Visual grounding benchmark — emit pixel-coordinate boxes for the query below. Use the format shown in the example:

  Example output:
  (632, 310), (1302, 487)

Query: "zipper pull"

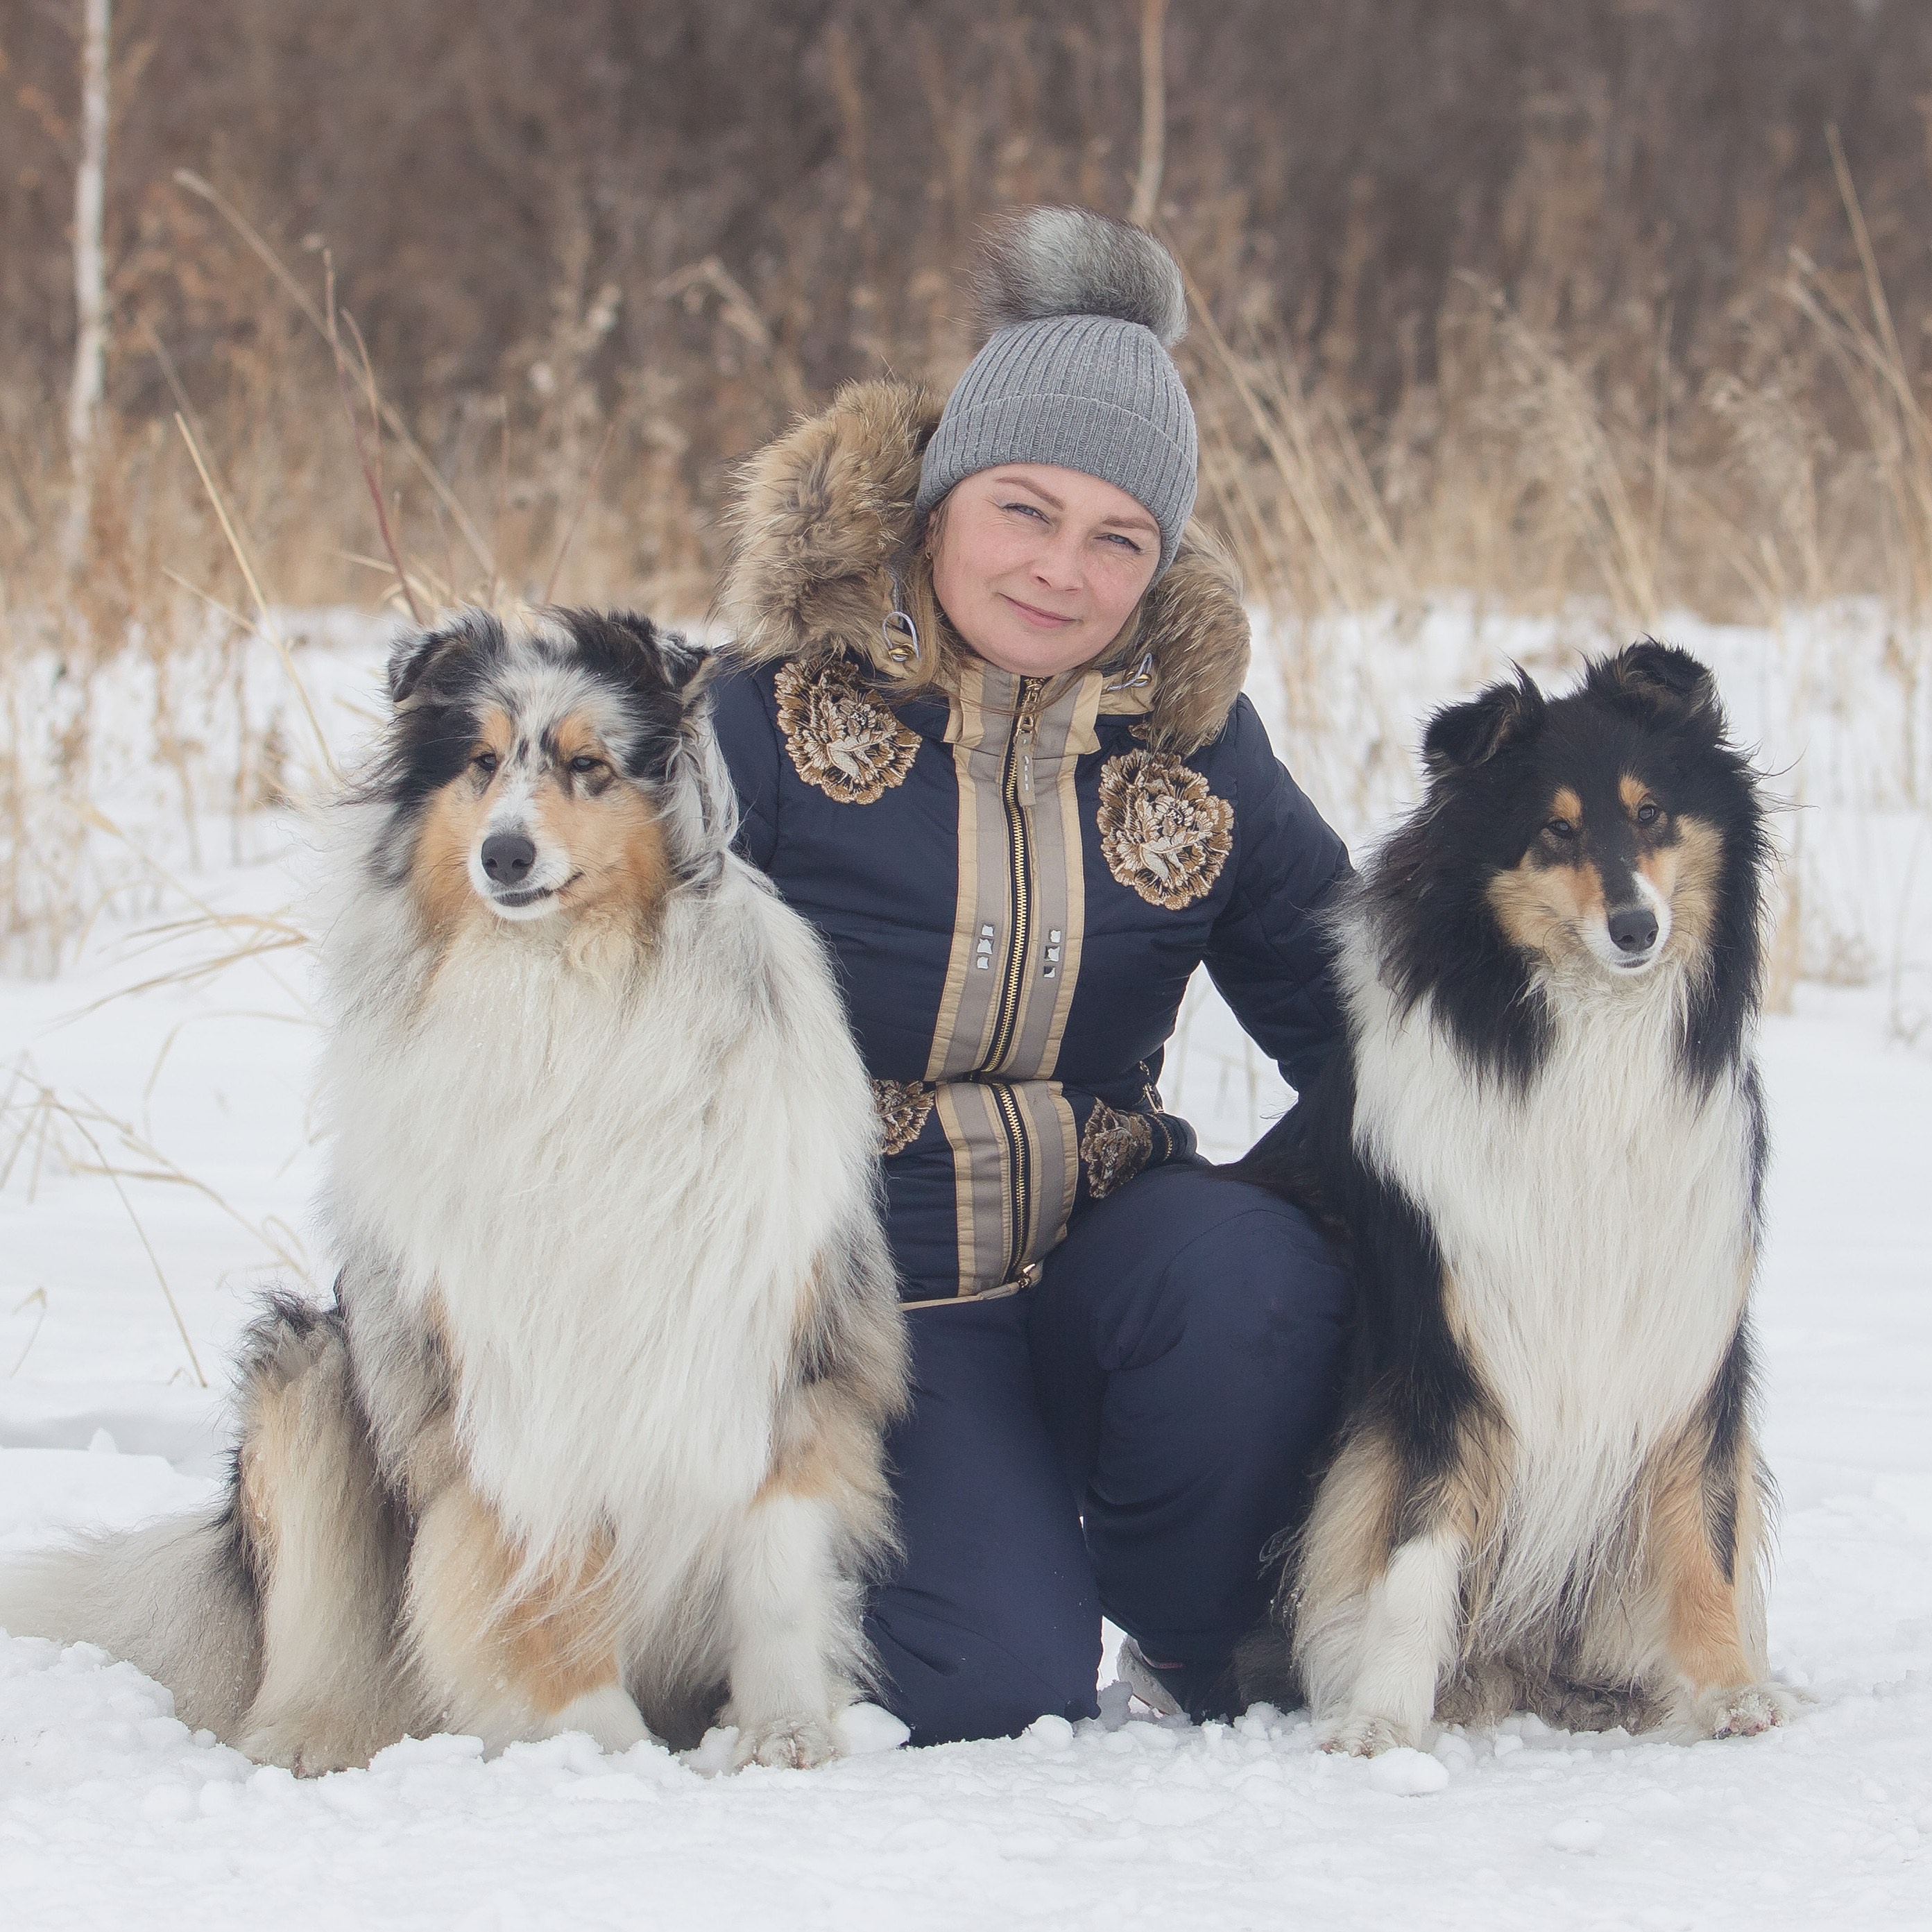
(1015, 679), (1043, 805)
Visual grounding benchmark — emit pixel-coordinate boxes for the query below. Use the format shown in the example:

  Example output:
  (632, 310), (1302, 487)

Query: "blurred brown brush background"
(3, 0), (1931, 975)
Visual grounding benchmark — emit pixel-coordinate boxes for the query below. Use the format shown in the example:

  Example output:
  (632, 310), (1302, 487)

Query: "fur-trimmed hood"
(715, 379), (1249, 756)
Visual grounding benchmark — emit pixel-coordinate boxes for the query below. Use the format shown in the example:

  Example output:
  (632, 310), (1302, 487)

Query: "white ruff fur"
(1339, 916), (1756, 1643)
(319, 836), (880, 1624)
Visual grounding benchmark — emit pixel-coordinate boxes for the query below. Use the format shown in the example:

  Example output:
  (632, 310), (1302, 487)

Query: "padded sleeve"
(1202, 696), (1353, 1097)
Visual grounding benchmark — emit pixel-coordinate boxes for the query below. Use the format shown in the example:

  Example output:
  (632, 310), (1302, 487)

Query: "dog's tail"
(0, 1290), (404, 1756)
(0, 1503), (264, 1736)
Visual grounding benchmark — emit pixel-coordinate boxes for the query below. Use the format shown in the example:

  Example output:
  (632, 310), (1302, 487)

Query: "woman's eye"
(1635, 801), (1661, 826)
(1102, 531), (1143, 554)
(472, 751), (498, 775)
(1001, 501), (1047, 522)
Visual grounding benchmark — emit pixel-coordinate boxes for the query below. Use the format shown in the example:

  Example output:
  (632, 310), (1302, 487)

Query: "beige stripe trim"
(1034, 675), (1100, 1077)
(925, 662), (1010, 1082)
(1007, 1079), (1076, 1265)
(936, 1079), (1016, 1297)
(1045, 1084), (1080, 1253)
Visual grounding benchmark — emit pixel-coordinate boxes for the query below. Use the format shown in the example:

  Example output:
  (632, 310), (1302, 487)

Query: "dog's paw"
(237, 1718), (364, 1777)
(542, 1684), (653, 1754)
(1695, 1683), (1797, 1740)
(1317, 1711), (1416, 1757)
(731, 1714), (839, 1770)
(1537, 1679), (1660, 1736)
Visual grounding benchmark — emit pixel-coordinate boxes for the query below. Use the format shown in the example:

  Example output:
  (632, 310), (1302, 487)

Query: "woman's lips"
(1001, 594), (1078, 629)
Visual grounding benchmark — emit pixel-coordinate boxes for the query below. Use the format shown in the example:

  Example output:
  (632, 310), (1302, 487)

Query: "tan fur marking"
(236, 1374), (306, 1563)
(550, 716), (608, 767)
(759, 1390), (887, 1513)
(1644, 1432), (1761, 1695)
(1659, 815), (1723, 958)
(412, 788), (488, 940)
(1637, 842), (1681, 904)
(757, 1260), (903, 1574)
(1294, 1427), (1403, 1616)
(789, 1258), (912, 1435)
(395, 1294), (464, 1512)
(409, 708), (513, 941)
(408, 1482), (623, 1718)
(1619, 774), (1652, 813)
(1488, 851), (1607, 961)
(529, 717), (674, 936)
(1394, 1390), (1513, 1629)
(1551, 786), (1584, 825)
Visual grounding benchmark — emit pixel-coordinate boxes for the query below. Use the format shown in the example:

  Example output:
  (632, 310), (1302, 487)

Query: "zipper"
(983, 675), (1044, 1075)
(992, 1081), (1032, 1282)
(981, 674), (1045, 1281)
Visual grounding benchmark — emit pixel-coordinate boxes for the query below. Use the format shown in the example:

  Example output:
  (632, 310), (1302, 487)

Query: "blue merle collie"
(1, 608), (907, 1772)
(1236, 641), (1790, 1752)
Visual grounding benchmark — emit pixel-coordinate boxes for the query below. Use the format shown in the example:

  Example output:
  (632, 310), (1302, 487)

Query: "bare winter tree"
(1128, 0), (1170, 228)
(63, 0), (111, 576)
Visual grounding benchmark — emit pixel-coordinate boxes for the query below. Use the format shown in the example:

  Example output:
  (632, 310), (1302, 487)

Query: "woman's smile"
(1001, 592), (1079, 629)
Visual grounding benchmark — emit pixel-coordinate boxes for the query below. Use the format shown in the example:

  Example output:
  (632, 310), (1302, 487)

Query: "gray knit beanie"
(916, 208), (1197, 576)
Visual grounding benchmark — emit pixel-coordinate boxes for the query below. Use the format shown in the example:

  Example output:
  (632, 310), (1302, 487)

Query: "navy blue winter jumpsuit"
(712, 379), (1351, 1743)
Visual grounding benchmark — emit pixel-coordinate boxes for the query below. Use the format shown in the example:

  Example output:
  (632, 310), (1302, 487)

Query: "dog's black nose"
(480, 832), (538, 886)
(1609, 906), (1659, 954)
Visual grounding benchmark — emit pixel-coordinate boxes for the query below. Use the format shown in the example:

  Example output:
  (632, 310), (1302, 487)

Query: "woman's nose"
(1029, 531), (1085, 592)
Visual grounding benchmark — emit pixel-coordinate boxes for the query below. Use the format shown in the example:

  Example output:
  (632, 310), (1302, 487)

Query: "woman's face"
(929, 463), (1163, 679)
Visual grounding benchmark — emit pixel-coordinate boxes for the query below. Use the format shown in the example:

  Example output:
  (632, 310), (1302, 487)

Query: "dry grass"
(1, 8), (1930, 996)
(3, 188), (1931, 1002)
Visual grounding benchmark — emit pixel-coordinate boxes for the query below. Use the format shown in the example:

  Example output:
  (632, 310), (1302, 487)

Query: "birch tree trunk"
(1128, 0), (1170, 230)
(64, 0), (112, 576)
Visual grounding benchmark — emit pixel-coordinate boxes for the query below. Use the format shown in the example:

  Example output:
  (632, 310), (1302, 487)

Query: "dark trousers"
(864, 1161), (1349, 1745)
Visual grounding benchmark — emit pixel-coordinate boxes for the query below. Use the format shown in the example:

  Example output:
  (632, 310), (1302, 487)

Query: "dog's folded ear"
(577, 610), (719, 709)
(388, 615), (500, 709)
(659, 631), (721, 709)
(1422, 667), (1545, 776)
(1590, 640), (1721, 731)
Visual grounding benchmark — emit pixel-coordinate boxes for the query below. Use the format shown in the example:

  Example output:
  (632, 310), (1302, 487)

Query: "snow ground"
(1, 624), (1929, 1929)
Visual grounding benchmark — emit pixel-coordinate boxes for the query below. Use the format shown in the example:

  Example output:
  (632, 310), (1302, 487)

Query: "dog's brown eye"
(472, 751), (498, 776)
(1635, 801), (1661, 826)
(1545, 817), (1576, 841)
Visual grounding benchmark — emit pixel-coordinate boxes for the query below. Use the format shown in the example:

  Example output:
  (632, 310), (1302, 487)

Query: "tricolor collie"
(1, 608), (907, 1772)
(1236, 641), (1790, 1752)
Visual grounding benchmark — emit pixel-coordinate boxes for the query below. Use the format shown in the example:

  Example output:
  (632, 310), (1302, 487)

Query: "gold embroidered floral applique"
(871, 1077), (936, 1156)
(1095, 751), (1234, 909)
(1081, 1100), (1154, 1200)
(775, 658), (920, 803)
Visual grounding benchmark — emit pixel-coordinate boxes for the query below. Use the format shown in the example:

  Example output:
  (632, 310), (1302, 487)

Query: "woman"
(710, 207), (1351, 1743)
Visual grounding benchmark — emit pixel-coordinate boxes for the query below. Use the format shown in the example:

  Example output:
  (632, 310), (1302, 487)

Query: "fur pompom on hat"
(971, 206), (1189, 346)
(916, 207), (1198, 574)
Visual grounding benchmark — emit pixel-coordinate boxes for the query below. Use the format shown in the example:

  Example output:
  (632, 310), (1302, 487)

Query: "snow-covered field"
(1, 619), (1927, 1929)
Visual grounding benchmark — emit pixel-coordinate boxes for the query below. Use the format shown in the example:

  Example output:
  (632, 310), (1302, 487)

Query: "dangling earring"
(882, 576), (923, 672)
(1104, 651), (1155, 693)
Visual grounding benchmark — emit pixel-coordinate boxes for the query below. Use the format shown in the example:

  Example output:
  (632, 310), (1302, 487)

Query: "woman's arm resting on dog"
(1204, 696), (1353, 1094)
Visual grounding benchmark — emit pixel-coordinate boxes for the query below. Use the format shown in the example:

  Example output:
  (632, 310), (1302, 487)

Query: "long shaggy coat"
(1236, 642), (1790, 1751)
(1, 608), (907, 1772)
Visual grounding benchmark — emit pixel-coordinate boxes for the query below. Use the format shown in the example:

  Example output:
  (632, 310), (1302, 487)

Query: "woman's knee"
(866, 1596), (1100, 1745)
(1038, 1163), (1351, 1369)
(869, 1299), (1102, 1743)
